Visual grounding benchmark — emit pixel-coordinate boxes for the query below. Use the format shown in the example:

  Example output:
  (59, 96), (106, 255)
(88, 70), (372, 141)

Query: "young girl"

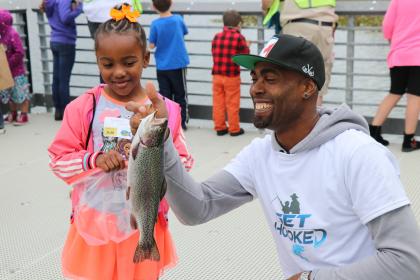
(0, 9), (31, 125)
(48, 4), (193, 279)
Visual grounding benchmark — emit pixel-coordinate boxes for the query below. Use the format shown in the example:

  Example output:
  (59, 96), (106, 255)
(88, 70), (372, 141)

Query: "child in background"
(40, 0), (83, 121)
(149, 0), (190, 130)
(211, 10), (250, 136)
(0, 9), (31, 126)
(48, 4), (193, 279)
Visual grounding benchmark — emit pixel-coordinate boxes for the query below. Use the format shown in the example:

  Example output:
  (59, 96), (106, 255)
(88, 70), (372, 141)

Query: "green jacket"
(294, 0), (335, 8)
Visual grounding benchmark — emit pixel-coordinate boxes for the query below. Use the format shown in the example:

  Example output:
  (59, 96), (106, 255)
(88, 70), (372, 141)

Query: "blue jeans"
(50, 42), (76, 113)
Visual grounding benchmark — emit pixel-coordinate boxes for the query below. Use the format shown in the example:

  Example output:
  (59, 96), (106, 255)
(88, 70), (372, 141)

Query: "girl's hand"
(39, 0), (46, 13)
(126, 82), (168, 135)
(95, 150), (125, 172)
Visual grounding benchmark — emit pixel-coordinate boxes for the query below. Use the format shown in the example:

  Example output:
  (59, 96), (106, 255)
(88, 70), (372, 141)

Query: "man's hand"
(287, 271), (311, 280)
(126, 82), (168, 135)
(95, 150), (125, 172)
(287, 272), (301, 280)
(261, 0), (273, 14)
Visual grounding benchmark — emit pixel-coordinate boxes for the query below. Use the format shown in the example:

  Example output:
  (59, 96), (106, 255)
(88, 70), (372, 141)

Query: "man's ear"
(143, 50), (150, 68)
(301, 78), (318, 100)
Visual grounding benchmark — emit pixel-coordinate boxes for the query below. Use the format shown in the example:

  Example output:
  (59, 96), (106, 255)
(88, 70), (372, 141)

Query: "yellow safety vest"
(294, 0), (336, 8)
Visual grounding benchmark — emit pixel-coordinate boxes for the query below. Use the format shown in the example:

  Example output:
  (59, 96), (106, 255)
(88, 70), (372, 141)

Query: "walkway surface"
(1, 112), (419, 280)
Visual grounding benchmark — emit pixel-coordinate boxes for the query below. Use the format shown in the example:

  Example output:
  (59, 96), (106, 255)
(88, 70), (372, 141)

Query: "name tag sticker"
(103, 117), (132, 139)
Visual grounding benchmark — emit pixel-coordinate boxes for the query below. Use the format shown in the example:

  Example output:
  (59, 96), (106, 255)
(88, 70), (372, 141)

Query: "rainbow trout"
(128, 111), (168, 263)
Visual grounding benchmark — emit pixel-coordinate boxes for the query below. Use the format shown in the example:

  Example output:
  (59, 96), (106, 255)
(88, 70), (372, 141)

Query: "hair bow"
(110, 3), (140, 23)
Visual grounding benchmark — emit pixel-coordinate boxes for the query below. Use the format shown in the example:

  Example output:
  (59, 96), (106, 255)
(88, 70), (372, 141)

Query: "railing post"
(257, 15), (265, 53)
(37, 10), (52, 112)
(345, 15), (355, 108)
(15, 10), (33, 94)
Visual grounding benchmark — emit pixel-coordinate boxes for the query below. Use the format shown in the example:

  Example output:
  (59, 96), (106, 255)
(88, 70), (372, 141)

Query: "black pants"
(157, 68), (188, 125)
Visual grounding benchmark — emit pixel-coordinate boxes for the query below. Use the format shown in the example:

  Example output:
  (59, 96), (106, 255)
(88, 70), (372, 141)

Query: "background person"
(149, 0), (190, 130)
(0, 9), (31, 125)
(41, 0), (83, 121)
(82, 0), (121, 83)
(82, 0), (121, 38)
(211, 10), (250, 137)
(262, 0), (337, 106)
(369, 0), (420, 152)
(129, 34), (420, 280)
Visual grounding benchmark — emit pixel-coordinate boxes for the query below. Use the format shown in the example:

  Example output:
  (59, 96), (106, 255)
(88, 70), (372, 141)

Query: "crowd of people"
(1, 0), (420, 279)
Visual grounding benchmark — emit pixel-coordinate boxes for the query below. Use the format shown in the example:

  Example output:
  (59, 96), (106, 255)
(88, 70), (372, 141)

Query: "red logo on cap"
(261, 42), (275, 58)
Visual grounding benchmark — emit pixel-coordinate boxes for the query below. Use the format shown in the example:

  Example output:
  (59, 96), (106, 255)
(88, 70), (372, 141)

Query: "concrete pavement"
(0, 112), (419, 280)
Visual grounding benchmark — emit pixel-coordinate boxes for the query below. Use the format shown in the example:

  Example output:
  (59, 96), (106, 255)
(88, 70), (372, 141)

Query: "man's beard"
(253, 114), (272, 129)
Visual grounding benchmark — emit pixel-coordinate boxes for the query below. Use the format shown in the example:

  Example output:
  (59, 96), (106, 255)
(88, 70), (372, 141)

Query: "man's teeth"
(255, 103), (272, 110)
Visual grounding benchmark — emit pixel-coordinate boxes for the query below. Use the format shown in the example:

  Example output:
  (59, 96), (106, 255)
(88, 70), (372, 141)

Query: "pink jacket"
(0, 9), (26, 77)
(48, 85), (194, 184)
(382, 0), (420, 68)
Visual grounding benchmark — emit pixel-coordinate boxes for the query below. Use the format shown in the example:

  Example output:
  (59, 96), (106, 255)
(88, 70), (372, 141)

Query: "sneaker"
(230, 128), (244, 137)
(402, 138), (420, 152)
(0, 128), (5, 134)
(216, 129), (228, 136)
(14, 112), (28, 126)
(4, 111), (17, 124)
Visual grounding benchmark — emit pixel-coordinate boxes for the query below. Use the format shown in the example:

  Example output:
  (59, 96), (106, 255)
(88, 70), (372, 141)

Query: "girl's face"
(96, 32), (150, 100)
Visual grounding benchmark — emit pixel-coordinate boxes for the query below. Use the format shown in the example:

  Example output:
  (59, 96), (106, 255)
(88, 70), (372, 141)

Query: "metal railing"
(9, 1), (414, 134)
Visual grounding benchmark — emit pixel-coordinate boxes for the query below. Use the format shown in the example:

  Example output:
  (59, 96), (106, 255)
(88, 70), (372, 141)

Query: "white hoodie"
(82, 0), (122, 23)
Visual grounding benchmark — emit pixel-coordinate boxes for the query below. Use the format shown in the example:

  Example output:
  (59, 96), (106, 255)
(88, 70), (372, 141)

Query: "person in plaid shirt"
(211, 10), (250, 136)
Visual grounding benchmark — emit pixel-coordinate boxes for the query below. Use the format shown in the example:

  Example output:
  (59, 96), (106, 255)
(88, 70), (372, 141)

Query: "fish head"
(130, 112), (168, 160)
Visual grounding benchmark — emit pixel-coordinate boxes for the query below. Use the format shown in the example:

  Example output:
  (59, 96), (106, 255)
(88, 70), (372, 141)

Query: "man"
(128, 35), (420, 280)
(262, 0), (337, 106)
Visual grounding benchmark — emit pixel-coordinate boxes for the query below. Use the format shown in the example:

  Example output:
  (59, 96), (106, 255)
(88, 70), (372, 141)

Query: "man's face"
(250, 62), (306, 132)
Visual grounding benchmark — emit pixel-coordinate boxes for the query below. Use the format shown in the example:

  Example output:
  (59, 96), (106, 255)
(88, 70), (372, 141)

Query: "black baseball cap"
(233, 34), (325, 90)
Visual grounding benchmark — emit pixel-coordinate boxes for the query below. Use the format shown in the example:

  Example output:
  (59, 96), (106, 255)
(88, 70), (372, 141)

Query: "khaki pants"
(282, 22), (334, 96)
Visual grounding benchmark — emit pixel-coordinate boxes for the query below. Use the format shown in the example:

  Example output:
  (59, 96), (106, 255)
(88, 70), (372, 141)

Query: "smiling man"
(129, 34), (420, 280)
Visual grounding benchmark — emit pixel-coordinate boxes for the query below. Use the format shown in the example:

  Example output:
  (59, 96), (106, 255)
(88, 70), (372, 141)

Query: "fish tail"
(133, 239), (160, 263)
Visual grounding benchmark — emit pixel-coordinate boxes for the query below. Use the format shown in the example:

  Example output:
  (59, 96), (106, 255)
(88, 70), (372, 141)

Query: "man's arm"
(310, 205), (420, 280)
(163, 134), (254, 225)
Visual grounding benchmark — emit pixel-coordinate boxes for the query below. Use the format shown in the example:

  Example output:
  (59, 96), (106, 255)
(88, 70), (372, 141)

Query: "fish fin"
(149, 240), (160, 261)
(133, 239), (160, 262)
(130, 214), (138, 230)
(160, 179), (167, 200)
(131, 142), (140, 160)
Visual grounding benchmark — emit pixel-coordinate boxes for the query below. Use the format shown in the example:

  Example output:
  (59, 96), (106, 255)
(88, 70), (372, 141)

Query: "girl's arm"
(48, 97), (100, 184)
(7, 32), (25, 68)
(382, 0), (397, 40)
(58, 0), (83, 25)
(169, 106), (194, 171)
